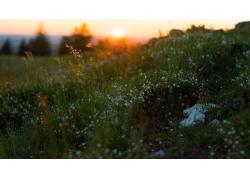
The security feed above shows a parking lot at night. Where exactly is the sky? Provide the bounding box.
[0,19,248,38]
[0,0,249,38]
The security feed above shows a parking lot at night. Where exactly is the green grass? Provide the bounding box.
[0,26,250,158]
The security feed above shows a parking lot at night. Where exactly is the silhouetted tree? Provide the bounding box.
[71,23,92,51]
[28,23,51,56]
[71,34,92,51]
[58,36,71,55]
[72,23,90,35]
[1,38,12,55]
[58,23,92,55]
[17,39,29,56]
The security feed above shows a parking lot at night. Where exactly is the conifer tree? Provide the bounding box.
[58,23,92,55]
[58,36,71,55]
[1,38,12,55]
[28,23,51,56]
[17,39,29,56]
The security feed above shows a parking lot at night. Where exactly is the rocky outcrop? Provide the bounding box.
[235,21,250,30]
[169,29,184,37]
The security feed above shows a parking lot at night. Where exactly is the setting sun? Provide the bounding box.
[113,29,122,37]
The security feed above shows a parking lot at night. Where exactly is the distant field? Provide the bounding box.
[0,50,100,84]
[0,55,62,84]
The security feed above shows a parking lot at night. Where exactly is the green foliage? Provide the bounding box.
[186,24,211,34]
[1,24,250,158]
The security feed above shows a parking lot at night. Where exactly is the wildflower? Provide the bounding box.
[70,104,75,110]
[240,150,245,155]
[105,148,110,153]
[12,108,18,114]
[68,152,73,158]
[155,150,165,157]
[96,143,101,147]
[79,143,86,147]
[76,151,81,156]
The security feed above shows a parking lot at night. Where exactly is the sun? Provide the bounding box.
[113,29,122,37]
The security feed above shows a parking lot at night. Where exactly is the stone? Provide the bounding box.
[235,21,250,30]
[180,103,218,127]
[183,104,207,116]
[148,37,158,44]
[180,108,205,127]
[169,29,184,37]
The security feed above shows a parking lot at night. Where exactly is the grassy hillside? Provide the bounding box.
[0,26,250,158]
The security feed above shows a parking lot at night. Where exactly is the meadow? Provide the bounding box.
[0,25,250,158]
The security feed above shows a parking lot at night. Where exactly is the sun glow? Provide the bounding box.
[113,29,122,37]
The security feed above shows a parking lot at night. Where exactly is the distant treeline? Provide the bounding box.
[0,22,129,57]
[0,23,94,56]
[2,22,249,56]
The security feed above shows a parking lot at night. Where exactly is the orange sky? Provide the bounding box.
[1,0,249,38]
[0,19,248,38]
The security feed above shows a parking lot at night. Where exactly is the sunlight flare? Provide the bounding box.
[113,29,122,37]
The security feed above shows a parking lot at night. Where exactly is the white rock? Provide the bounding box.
[183,104,207,115]
[183,107,193,115]
[193,104,207,113]
[180,103,221,127]
[180,109,197,126]
[180,104,207,127]
[195,112,205,122]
